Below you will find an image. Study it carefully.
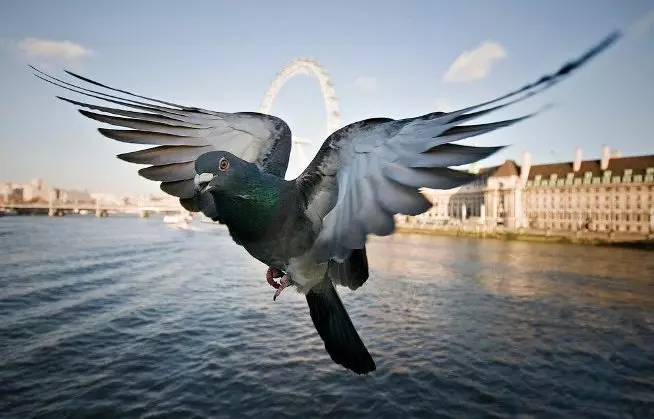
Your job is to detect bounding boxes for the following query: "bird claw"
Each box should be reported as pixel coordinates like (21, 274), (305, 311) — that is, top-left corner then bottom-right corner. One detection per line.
(266, 267), (283, 289)
(266, 267), (291, 301)
(273, 275), (291, 301)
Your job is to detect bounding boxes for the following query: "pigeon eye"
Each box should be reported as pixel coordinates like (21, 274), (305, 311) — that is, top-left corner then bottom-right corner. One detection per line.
(218, 157), (230, 171)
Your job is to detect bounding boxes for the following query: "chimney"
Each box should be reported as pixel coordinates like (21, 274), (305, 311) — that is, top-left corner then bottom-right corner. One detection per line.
(611, 149), (621, 158)
(520, 151), (531, 183)
(600, 145), (610, 171)
(573, 147), (582, 172)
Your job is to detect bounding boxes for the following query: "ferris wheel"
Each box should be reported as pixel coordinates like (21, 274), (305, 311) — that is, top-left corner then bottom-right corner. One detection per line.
(259, 57), (341, 172)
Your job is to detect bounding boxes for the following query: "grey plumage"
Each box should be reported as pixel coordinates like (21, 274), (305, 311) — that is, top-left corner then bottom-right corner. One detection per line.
(33, 29), (621, 375)
(31, 65), (293, 206)
(298, 31), (621, 262)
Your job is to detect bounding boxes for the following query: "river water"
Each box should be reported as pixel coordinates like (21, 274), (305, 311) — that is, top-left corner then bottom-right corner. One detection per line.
(1, 216), (653, 418)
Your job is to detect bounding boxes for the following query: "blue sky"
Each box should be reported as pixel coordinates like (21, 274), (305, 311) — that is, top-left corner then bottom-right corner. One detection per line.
(1, 0), (653, 196)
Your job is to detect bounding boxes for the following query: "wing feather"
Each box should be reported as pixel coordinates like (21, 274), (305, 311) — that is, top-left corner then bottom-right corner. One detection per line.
(98, 128), (209, 146)
(138, 162), (196, 182)
(400, 144), (506, 168)
(78, 109), (213, 135)
(34, 67), (293, 207)
(295, 30), (621, 262)
(59, 96), (205, 127)
(117, 145), (213, 165)
(160, 180), (196, 198)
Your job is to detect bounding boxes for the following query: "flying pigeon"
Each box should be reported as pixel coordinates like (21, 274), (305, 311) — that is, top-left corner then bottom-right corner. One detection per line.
(33, 30), (620, 375)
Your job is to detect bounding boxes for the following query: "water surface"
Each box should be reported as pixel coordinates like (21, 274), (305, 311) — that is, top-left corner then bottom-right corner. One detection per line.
(1, 216), (653, 418)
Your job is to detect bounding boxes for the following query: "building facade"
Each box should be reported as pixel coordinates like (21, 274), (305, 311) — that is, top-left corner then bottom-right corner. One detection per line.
(404, 146), (654, 234)
(1, 178), (93, 205)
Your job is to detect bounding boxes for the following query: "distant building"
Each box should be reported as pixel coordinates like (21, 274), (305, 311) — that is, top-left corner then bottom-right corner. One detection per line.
(1, 178), (93, 205)
(405, 145), (654, 234)
(22, 178), (52, 202)
(1, 182), (24, 203)
(59, 189), (93, 204)
(90, 193), (124, 206)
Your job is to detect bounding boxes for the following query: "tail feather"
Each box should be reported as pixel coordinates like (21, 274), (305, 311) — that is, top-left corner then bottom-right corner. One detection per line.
(328, 246), (370, 291)
(306, 280), (376, 374)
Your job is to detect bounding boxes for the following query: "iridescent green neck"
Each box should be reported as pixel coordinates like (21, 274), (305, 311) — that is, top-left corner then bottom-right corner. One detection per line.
(210, 175), (287, 241)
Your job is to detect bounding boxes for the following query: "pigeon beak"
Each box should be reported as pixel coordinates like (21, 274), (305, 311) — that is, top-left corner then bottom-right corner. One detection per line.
(194, 172), (216, 193)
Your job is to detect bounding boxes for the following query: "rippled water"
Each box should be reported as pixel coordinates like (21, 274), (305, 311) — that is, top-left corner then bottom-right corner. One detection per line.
(1, 216), (653, 418)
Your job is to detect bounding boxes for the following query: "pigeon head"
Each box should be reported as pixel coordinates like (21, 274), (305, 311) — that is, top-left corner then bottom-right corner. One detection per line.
(194, 150), (257, 194)
(193, 150), (288, 240)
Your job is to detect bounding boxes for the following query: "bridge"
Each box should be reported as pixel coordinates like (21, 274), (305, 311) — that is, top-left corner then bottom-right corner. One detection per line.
(0, 202), (184, 218)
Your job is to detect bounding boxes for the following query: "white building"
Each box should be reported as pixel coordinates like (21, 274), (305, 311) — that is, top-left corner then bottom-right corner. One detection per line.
(402, 145), (654, 234)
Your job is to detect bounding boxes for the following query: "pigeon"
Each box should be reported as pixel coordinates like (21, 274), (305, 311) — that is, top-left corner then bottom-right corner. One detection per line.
(33, 30), (620, 375)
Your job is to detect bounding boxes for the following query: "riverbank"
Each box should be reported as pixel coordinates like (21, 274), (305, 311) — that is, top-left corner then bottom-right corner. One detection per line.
(395, 225), (654, 251)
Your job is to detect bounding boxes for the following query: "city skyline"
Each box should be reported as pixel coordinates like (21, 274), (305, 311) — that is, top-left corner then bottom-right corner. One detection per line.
(1, 177), (177, 206)
(3, 143), (652, 201)
(1, 1), (653, 196)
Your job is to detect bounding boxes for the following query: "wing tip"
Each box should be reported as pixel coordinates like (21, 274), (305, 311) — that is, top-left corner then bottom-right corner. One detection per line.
(97, 127), (131, 143)
(438, 29), (621, 124)
(137, 166), (159, 181)
(97, 127), (114, 138)
(116, 152), (132, 163)
(56, 95), (74, 104)
(78, 108), (98, 120)
(79, 108), (121, 125)
(116, 151), (145, 164)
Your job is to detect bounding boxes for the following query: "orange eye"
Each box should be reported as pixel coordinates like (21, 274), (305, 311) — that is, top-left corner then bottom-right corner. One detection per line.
(218, 157), (230, 171)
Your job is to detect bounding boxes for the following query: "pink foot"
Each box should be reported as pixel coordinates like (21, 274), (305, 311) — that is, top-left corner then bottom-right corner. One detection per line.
(266, 267), (283, 289)
(273, 275), (291, 301)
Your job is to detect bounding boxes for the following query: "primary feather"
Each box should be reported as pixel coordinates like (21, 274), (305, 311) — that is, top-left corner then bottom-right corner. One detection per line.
(31, 65), (293, 206)
(295, 31), (621, 262)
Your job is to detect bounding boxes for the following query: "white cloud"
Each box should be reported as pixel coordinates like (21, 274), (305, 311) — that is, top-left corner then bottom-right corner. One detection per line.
(354, 76), (378, 91)
(16, 37), (92, 60)
(443, 41), (507, 83)
(2, 37), (93, 69)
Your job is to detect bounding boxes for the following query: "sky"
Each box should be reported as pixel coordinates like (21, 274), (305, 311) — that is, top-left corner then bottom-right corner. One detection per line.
(1, 0), (653, 197)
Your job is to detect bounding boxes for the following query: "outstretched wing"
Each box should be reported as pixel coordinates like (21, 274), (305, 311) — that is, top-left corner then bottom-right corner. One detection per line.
(32, 67), (293, 210)
(296, 31), (621, 262)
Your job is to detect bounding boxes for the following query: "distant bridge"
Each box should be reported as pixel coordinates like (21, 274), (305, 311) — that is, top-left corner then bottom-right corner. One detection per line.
(0, 202), (184, 217)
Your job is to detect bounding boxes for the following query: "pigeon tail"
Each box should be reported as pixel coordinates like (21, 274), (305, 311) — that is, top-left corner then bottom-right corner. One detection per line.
(328, 246), (370, 291)
(306, 279), (376, 374)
